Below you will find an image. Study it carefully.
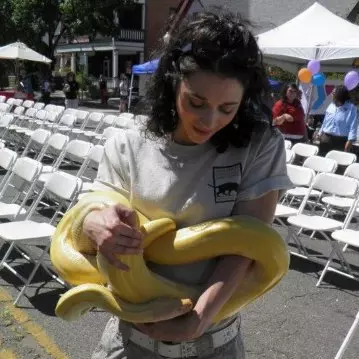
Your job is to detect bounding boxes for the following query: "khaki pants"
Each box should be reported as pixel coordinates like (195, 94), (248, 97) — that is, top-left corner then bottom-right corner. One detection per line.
(92, 317), (246, 359)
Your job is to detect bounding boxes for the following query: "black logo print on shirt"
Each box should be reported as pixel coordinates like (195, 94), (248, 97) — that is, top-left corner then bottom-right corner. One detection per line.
(209, 163), (242, 203)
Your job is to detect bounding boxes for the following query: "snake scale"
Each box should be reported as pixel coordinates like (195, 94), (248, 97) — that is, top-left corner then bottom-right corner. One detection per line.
(50, 191), (290, 324)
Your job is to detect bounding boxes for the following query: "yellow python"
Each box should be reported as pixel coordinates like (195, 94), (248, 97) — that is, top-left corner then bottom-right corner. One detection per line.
(50, 191), (290, 324)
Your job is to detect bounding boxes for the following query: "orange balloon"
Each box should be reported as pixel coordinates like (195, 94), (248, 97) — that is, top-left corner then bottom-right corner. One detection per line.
(298, 68), (312, 83)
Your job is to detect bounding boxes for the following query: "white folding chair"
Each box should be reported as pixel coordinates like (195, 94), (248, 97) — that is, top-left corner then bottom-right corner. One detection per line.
(72, 112), (104, 138)
(97, 126), (122, 144)
(83, 114), (118, 141)
(0, 114), (15, 143)
(303, 156), (338, 174)
(13, 99), (24, 107)
(36, 133), (70, 173)
(33, 102), (45, 111)
(0, 95), (6, 103)
(13, 106), (25, 117)
(292, 143), (319, 162)
(286, 173), (359, 263)
(0, 171), (83, 305)
(0, 148), (18, 189)
(325, 150), (357, 168)
(321, 163), (359, 213)
(21, 129), (51, 158)
(77, 145), (104, 194)
(335, 310), (359, 359)
(0, 102), (11, 114)
(53, 114), (77, 134)
(38, 139), (93, 184)
(286, 149), (295, 164)
(284, 140), (292, 150)
(6, 97), (15, 107)
(22, 100), (35, 109)
(73, 110), (89, 127)
(0, 157), (43, 221)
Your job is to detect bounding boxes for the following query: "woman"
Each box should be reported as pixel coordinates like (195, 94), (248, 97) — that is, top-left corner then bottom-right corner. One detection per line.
(64, 72), (79, 109)
(85, 11), (292, 359)
(272, 83), (307, 144)
(318, 85), (358, 155)
(119, 74), (129, 113)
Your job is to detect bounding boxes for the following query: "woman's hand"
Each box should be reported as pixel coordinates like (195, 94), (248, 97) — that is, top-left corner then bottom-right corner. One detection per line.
(345, 141), (353, 152)
(135, 311), (204, 342)
(274, 116), (285, 125)
(283, 114), (294, 122)
(83, 204), (143, 271)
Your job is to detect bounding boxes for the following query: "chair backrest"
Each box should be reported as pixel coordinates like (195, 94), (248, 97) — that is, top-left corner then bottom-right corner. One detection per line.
(33, 102), (45, 110)
(54, 105), (65, 114)
(284, 140), (292, 150)
(287, 164), (315, 187)
(63, 108), (77, 115)
(311, 173), (359, 198)
(0, 114), (14, 127)
(286, 149), (294, 164)
(325, 150), (357, 167)
(29, 128), (51, 146)
(59, 114), (76, 127)
(65, 140), (93, 160)
(88, 145), (104, 164)
(13, 99), (23, 107)
(46, 133), (69, 152)
(292, 143), (319, 158)
(22, 100), (34, 109)
(74, 110), (89, 125)
(102, 115), (118, 127)
(11, 157), (43, 183)
(102, 126), (122, 140)
(0, 95), (6, 103)
(0, 148), (17, 170)
(0, 103), (11, 113)
(303, 156), (338, 174)
(6, 98), (15, 106)
(120, 112), (134, 118)
(24, 107), (37, 118)
(35, 109), (48, 121)
(44, 104), (57, 112)
(344, 163), (359, 180)
(46, 111), (59, 123)
(45, 171), (83, 201)
(13, 106), (25, 116)
(86, 112), (104, 129)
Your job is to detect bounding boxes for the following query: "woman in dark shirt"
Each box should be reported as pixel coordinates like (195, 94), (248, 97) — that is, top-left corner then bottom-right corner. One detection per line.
(64, 72), (79, 109)
(272, 83), (307, 144)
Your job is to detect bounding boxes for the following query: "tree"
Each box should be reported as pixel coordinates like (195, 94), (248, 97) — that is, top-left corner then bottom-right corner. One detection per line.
(9, 0), (136, 67)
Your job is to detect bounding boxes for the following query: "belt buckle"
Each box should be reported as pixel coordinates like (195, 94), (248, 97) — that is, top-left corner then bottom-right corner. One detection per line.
(180, 342), (197, 358)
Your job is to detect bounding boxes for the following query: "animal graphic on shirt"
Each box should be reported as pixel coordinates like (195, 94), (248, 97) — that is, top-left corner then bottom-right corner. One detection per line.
(209, 183), (240, 197)
(210, 163), (242, 203)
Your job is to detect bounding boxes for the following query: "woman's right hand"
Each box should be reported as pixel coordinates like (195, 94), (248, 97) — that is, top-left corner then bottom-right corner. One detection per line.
(83, 204), (144, 271)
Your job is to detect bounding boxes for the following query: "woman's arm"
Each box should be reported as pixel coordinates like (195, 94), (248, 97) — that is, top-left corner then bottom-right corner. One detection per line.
(138, 190), (279, 341)
(346, 106), (358, 151)
(193, 190), (279, 332)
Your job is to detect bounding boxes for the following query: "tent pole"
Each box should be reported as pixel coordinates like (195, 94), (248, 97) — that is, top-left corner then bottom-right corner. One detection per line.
(128, 74), (134, 111)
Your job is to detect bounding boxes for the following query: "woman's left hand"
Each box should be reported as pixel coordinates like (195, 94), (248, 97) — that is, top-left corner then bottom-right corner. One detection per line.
(135, 311), (207, 342)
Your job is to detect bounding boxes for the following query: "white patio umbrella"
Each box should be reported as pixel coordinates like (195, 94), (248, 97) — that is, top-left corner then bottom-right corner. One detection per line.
(0, 41), (51, 63)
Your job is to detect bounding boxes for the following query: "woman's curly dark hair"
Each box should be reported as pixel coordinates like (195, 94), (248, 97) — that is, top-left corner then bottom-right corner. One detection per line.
(141, 10), (273, 152)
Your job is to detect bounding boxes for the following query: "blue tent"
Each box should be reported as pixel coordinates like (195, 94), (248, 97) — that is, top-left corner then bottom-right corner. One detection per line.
(132, 59), (159, 75)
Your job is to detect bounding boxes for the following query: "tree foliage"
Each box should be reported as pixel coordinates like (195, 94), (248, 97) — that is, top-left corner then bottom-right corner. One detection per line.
(2, 0), (135, 65)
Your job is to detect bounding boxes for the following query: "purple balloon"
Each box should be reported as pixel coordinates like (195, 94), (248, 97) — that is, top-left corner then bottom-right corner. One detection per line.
(344, 71), (359, 91)
(307, 59), (321, 75)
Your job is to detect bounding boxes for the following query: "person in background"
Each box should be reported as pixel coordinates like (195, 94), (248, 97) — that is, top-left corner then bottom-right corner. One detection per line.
(99, 75), (108, 105)
(272, 83), (307, 144)
(64, 72), (79, 109)
(118, 73), (129, 113)
(318, 85), (358, 155)
(41, 74), (51, 105)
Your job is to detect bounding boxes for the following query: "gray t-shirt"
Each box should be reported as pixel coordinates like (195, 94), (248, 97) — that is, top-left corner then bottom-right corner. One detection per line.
(94, 125), (292, 332)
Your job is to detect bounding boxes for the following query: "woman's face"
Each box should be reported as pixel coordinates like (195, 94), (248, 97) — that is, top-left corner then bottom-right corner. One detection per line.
(286, 87), (298, 103)
(174, 71), (244, 145)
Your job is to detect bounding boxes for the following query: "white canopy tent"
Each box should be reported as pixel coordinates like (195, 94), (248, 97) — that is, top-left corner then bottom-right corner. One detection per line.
(257, 2), (359, 73)
(0, 41), (51, 63)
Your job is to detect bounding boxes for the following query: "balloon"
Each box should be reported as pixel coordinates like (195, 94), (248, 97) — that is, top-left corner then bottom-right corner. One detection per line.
(344, 71), (359, 91)
(298, 68), (312, 83)
(307, 60), (321, 75)
(311, 72), (326, 86)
